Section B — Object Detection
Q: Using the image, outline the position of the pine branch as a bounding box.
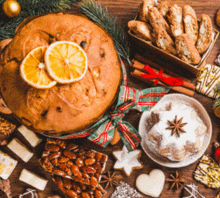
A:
[0,0,78,40]
[78,0,131,64]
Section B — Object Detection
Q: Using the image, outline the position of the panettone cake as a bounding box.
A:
[146,101,207,161]
[0,12,122,135]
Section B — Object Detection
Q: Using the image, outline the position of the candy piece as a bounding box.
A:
[0,150,17,179]
[52,175,106,198]
[182,184,205,198]
[113,146,143,176]
[39,138,108,187]
[19,169,48,191]
[17,125,42,147]
[136,169,165,197]
[7,138,33,162]
[0,116,16,146]
[19,188,38,198]
[196,64,220,99]
[110,181,142,198]
[0,179,12,198]
[194,155,220,188]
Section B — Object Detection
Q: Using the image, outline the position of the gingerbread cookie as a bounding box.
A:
[113,146,143,176]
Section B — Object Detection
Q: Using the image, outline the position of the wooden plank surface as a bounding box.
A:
[3,0,220,197]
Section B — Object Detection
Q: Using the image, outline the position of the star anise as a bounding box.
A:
[166,171,185,190]
[166,115,187,137]
[100,171,121,189]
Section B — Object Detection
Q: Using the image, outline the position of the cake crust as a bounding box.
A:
[0,12,122,135]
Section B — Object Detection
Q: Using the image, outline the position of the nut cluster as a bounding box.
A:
[52,175,106,198]
[39,139,108,187]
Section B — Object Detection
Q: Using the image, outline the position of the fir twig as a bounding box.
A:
[0,0,78,40]
[78,0,131,64]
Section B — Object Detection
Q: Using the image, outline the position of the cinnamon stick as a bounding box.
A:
[133,54,192,83]
[132,60,196,90]
[131,69,195,97]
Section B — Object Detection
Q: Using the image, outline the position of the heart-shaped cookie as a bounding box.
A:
[136,169,165,197]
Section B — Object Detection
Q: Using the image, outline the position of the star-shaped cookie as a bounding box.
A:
[113,146,143,176]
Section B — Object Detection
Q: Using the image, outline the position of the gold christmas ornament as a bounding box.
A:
[2,0,21,18]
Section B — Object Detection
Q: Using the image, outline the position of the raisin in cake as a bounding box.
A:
[0,13,122,135]
[146,101,207,161]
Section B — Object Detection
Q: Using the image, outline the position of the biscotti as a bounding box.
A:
[196,14,212,54]
[154,24,177,55]
[175,34,201,64]
[128,20,151,41]
[167,4,184,37]
[157,1,170,18]
[139,0,154,22]
[148,7,170,34]
[183,5,198,45]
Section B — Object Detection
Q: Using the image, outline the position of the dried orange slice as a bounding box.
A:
[45,41,88,84]
[20,46,57,89]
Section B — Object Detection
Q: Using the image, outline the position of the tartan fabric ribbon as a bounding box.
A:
[57,61,170,151]
[60,85,169,151]
[142,65,183,86]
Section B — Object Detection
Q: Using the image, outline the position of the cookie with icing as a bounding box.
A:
[113,146,143,176]
[182,184,205,198]
[196,64,220,99]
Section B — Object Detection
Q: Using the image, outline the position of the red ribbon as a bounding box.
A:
[141,65,183,86]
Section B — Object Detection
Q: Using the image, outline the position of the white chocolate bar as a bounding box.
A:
[17,125,42,147]
[7,138,33,162]
[0,150,17,179]
[19,169,48,190]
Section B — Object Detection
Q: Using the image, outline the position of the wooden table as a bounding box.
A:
[4,0,220,197]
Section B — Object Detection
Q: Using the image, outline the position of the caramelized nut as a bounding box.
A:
[58,156,69,163]
[90,176,98,187]
[45,144,60,152]
[48,151,61,160]
[92,162,101,169]
[82,192,90,198]
[55,176,63,189]
[81,166,96,174]
[51,158,59,166]
[100,155,107,163]
[41,150,50,157]
[59,163,67,171]
[85,151,96,158]
[80,183,87,191]
[63,178,72,189]
[82,173,90,179]
[79,148,85,154]
[95,189,103,198]
[53,169,66,176]
[67,168,72,176]
[75,158,84,167]
[95,153,102,161]
[71,165,82,178]
[65,189,78,198]
[66,160,74,168]
[67,143,78,151]
[63,150,76,159]
[85,158,96,165]
[59,141,67,149]
[72,182,82,194]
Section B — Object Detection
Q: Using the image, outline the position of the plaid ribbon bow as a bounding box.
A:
[58,61,170,151]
